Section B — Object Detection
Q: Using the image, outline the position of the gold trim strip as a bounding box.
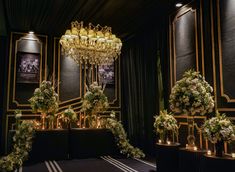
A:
[171,7,199,85]
[56,38,82,105]
[200,0,205,76]
[7,32,48,111]
[12,38,42,106]
[211,0,218,108]
[7,33,13,111]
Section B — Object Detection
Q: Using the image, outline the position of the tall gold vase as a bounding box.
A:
[187,116,196,149]
[41,113,46,130]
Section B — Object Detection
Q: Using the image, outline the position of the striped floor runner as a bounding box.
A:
[14,156,156,172]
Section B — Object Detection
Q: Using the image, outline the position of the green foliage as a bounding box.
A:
[104,112,145,158]
[29,80,58,114]
[0,118,35,171]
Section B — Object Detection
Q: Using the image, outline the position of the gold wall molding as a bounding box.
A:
[200,0,205,76]
[12,37,43,107]
[217,0,235,103]
[57,39,82,104]
[7,32,47,111]
[210,0,218,109]
[53,37,121,110]
[170,3,199,88]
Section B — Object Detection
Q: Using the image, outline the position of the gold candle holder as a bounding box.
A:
[41,113,46,130]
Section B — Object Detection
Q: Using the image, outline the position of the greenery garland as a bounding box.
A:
[104,112,145,158]
[0,115,35,171]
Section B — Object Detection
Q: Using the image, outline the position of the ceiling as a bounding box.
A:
[0,0,189,39]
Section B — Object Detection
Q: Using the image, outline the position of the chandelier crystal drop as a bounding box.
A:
[60,21,122,65]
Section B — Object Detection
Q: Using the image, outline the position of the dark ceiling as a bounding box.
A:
[0,0,189,39]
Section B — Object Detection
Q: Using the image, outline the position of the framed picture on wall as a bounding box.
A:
[98,63,116,102]
[16,52,40,83]
[98,63,115,86]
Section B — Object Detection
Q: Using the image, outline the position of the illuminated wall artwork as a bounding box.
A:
[7,32,47,111]
[98,63,115,102]
[16,52,40,84]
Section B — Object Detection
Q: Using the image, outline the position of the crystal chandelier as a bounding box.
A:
[60,21,122,65]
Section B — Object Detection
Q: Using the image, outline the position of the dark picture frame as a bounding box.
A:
[98,63,115,86]
[16,52,40,84]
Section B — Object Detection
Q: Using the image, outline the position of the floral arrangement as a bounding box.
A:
[29,80,59,114]
[202,111,235,143]
[169,70,214,116]
[14,109,22,119]
[153,110,178,140]
[62,106,77,122]
[0,114,35,171]
[104,112,145,158]
[81,82,109,114]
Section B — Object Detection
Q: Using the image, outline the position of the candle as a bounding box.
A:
[193,146,198,151]
[158,139,162,144]
[232,153,235,158]
[207,150,212,156]
[167,141,171,145]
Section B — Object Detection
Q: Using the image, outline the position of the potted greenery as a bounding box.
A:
[153,110,178,144]
[202,111,235,157]
[81,82,109,128]
[62,106,77,129]
[29,80,59,129]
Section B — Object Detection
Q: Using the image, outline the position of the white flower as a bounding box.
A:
[203,112,235,143]
[169,70,214,116]
[15,113,22,119]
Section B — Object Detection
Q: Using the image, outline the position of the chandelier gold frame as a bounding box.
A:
[60,21,122,65]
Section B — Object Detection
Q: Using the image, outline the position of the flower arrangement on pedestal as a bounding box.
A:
[81,82,109,128]
[169,70,214,115]
[104,112,145,158]
[62,106,77,129]
[169,70,215,148]
[202,111,235,157]
[154,110,178,144]
[29,80,59,129]
[0,112,35,171]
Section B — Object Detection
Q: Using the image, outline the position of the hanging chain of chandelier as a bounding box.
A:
[60,21,122,65]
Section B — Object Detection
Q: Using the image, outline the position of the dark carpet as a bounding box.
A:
[15,156,156,172]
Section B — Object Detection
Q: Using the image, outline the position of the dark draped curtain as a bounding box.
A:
[0,36,8,155]
[121,29,162,154]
